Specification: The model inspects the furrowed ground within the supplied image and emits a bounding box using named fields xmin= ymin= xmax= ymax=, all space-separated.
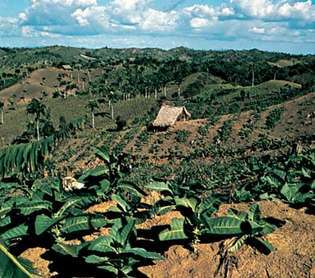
xmin=0 ymin=46 xmax=314 ymax=277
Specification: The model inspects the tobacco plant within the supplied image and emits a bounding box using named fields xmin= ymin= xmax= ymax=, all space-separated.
xmin=49 ymin=217 xmax=163 ymax=276
xmin=234 ymin=150 xmax=315 ymax=206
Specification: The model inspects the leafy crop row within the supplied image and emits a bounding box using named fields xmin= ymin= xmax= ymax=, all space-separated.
xmin=2 ymin=144 xmax=305 ymax=276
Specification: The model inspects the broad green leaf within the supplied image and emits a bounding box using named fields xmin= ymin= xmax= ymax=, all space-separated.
xmin=61 ymin=216 xmax=90 ymax=234
xmin=0 ymin=216 xmax=11 ymax=228
xmin=88 ymin=236 xmax=116 ymax=253
xmin=97 ymin=179 xmax=111 ymax=195
xmin=252 ymin=238 xmax=274 ymax=254
xmin=85 ymin=255 xmax=108 ymax=264
xmin=108 ymin=218 xmax=123 ymax=239
xmin=0 ymin=242 xmax=36 ymax=278
xmin=263 ymin=176 xmax=281 ymax=188
xmin=175 ymin=197 xmax=197 ymax=212
xmin=260 ymin=223 xmax=277 ymax=236
xmin=204 ymin=216 xmax=243 ymax=236
xmin=55 ymin=196 xmax=95 ymax=217
xmin=280 ymin=183 xmax=297 ymax=202
xmin=79 ymin=166 xmax=109 ymax=181
xmin=145 ymin=182 xmax=172 ymax=193
xmin=121 ymin=265 xmax=133 ymax=275
xmin=98 ymin=265 xmax=118 ymax=275
xmin=271 ymin=168 xmax=286 ymax=181
xmin=301 ymin=168 xmax=311 ymax=178
xmin=90 ymin=215 xmax=107 ymax=229
xmin=117 ymin=181 xmax=145 ymax=197
xmin=117 ymin=218 xmax=135 ymax=246
xmin=35 ymin=214 xmax=60 ymax=235
xmin=18 ymin=201 xmax=51 ymax=216
xmin=156 ymin=205 xmax=176 ymax=216
xmin=234 ymin=187 xmax=252 ymax=202
xmin=248 ymin=204 xmax=260 ymax=222
xmin=111 ymin=194 xmax=131 ymax=212
xmin=259 ymin=193 xmax=277 ymax=201
xmin=0 ymin=203 xmax=14 ymax=218
xmin=159 ymin=218 xmax=187 ymax=241
xmin=122 ymin=247 xmax=163 ymax=260
xmin=279 ymin=183 xmax=312 ymax=204
xmin=1 ymin=224 xmax=28 ymax=241
xmin=227 ymin=209 xmax=247 ymax=221
xmin=94 ymin=147 xmax=110 ymax=163
xmin=227 ymin=235 xmax=249 ymax=253
xmin=52 ymin=242 xmax=87 ymax=258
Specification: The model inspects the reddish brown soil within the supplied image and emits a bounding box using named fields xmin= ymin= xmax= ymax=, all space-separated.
xmin=119 ymin=93 xmax=315 ymax=165
xmin=20 ymin=247 xmax=52 ymax=278
xmin=86 ymin=200 xmax=117 ymax=214
xmin=139 ymin=201 xmax=315 ymax=278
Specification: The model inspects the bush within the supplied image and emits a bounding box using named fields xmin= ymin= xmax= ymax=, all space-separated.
xmin=265 ymin=108 xmax=284 ymax=129
xmin=214 ymin=120 xmax=233 ymax=143
xmin=175 ymin=130 xmax=190 ymax=143
xmin=116 ymin=116 xmax=126 ymax=131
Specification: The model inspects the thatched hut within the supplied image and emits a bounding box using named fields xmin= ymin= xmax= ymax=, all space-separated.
xmin=152 ymin=105 xmax=191 ymax=130
xmin=62 ymin=65 xmax=72 ymax=70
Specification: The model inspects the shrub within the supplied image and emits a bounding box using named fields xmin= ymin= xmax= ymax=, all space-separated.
xmin=265 ymin=107 xmax=284 ymax=129
xmin=175 ymin=130 xmax=190 ymax=143
xmin=115 ymin=116 xmax=126 ymax=131
xmin=214 ymin=120 xmax=233 ymax=143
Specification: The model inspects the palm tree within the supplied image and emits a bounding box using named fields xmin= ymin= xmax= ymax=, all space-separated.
xmin=0 ymin=100 xmax=4 ymax=124
xmin=107 ymin=92 xmax=116 ymax=120
xmin=86 ymin=100 xmax=99 ymax=129
xmin=26 ymin=98 xmax=47 ymax=141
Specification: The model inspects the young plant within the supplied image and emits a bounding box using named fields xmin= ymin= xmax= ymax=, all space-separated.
xmin=175 ymin=130 xmax=190 ymax=143
xmin=234 ymin=150 xmax=315 ymax=205
xmin=78 ymin=146 xmax=145 ymax=201
xmin=53 ymin=217 xmax=163 ymax=276
xmin=265 ymin=107 xmax=284 ymax=129
xmin=202 ymin=204 xmax=278 ymax=254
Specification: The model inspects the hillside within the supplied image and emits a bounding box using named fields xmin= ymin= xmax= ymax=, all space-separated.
xmin=49 ymin=93 xmax=314 ymax=174
xmin=0 ymin=47 xmax=314 ymax=278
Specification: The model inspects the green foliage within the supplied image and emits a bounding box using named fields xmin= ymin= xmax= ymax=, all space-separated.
xmin=0 ymin=242 xmax=37 ymax=278
xmin=239 ymin=111 xmax=260 ymax=139
xmin=214 ymin=119 xmax=233 ymax=143
xmin=234 ymin=149 xmax=315 ymax=205
xmin=156 ymin=195 xmax=278 ymax=254
xmin=0 ymin=178 xmax=104 ymax=247
xmin=175 ymin=130 xmax=190 ymax=143
xmin=159 ymin=218 xmax=187 ymax=241
xmin=79 ymin=146 xmax=144 ymax=201
xmin=265 ymin=107 xmax=284 ymax=129
xmin=0 ymin=117 xmax=85 ymax=178
xmin=83 ymin=218 xmax=163 ymax=276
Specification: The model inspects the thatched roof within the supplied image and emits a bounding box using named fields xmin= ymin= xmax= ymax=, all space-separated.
xmin=152 ymin=105 xmax=191 ymax=128
xmin=62 ymin=65 xmax=72 ymax=70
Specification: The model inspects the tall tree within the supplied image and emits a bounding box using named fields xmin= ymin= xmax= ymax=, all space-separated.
xmin=0 ymin=101 xmax=4 ymax=124
xmin=86 ymin=100 xmax=99 ymax=129
xmin=26 ymin=98 xmax=47 ymax=141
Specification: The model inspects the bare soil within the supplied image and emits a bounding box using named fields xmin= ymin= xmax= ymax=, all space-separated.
xmin=139 ymin=200 xmax=315 ymax=278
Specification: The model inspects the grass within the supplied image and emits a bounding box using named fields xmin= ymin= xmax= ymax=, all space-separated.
xmin=0 ymin=94 xmax=157 ymax=145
